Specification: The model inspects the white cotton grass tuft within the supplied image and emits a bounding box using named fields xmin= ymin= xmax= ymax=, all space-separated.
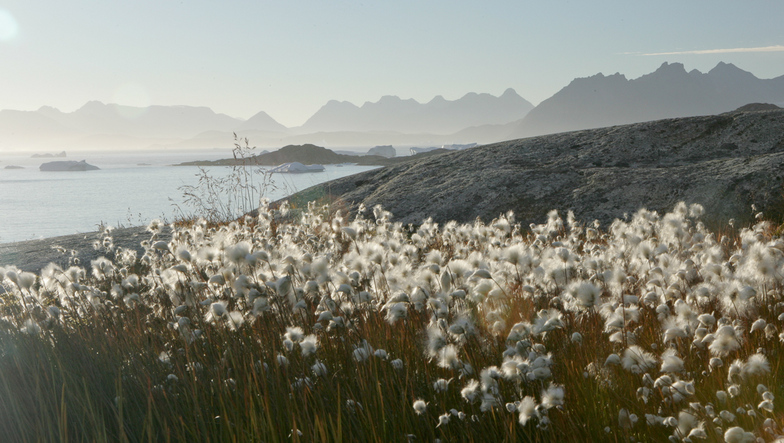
xmin=540 ymin=383 xmax=564 ymax=409
xmin=311 ymin=361 xmax=327 ymax=377
xmin=566 ymin=280 xmax=602 ymax=310
xmin=621 ymin=345 xmax=657 ymax=374
xmin=384 ymin=302 xmax=408 ymax=325
xmin=517 ymin=396 xmax=538 ymax=426
xmin=284 ymin=326 xmax=305 ymax=343
xmin=433 ymin=378 xmax=450 ymax=392
xmin=461 ymin=380 xmax=480 ymax=404
xmin=412 ymin=399 xmax=427 ymax=415
xmin=437 ymin=344 xmax=461 ymax=370
xmin=604 ymin=353 xmax=621 ymax=367
xmin=742 ymin=353 xmax=770 ymax=378
xmin=205 ymin=301 xmax=228 ymax=323
xmin=723 ymin=426 xmax=756 ymax=443
xmin=709 ymin=325 xmax=741 ymax=356
xmin=300 ymin=334 xmax=318 ymax=357
xmin=659 ymin=349 xmax=685 ymax=373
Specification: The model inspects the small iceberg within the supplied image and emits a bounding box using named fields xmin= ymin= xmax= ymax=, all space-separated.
xmin=40 ymin=160 xmax=100 ymax=171
xmin=268 ymin=162 xmax=325 ymax=173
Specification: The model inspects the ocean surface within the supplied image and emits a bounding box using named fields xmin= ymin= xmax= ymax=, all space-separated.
xmin=0 ymin=150 xmax=379 ymax=243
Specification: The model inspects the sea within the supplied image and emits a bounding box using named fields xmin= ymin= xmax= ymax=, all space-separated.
xmin=0 ymin=150 xmax=379 ymax=243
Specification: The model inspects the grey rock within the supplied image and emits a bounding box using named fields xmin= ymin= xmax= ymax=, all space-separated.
xmin=283 ymin=108 xmax=784 ymax=228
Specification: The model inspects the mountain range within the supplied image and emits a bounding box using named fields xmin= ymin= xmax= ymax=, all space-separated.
xmin=0 ymin=62 xmax=782 ymax=151
xmin=510 ymin=62 xmax=784 ymax=138
xmin=301 ymin=88 xmax=533 ymax=134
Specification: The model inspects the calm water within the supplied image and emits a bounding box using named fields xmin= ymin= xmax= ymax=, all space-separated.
xmin=0 ymin=150 xmax=379 ymax=243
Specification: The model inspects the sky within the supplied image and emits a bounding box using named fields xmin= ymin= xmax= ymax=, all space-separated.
xmin=1 ymin=1 xmax=782 ymax=127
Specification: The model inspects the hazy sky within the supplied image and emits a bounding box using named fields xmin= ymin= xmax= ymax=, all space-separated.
xmin=1 ymin=1 xmax=782 ymax=127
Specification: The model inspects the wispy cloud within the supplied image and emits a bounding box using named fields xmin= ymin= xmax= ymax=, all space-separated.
xmin=638 ymin=45 xmax=784 ymax=56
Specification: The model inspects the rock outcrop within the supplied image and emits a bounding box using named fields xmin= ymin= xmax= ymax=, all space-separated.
xmin=284 ymin=108 xmax=784 ymax=228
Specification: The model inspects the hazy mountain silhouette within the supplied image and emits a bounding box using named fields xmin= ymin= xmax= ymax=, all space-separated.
xmin=2 ymin=62 xmax=782 ymax=151
xmin=39 ymin=102 xmax=242 ymax=138
xmin=299 ymin=89 xmax=533 ymax=134
xmin=236 ymin=110 xmax=288 ymax=133
xmin=510 ymin=62 xmax=784 ymax=139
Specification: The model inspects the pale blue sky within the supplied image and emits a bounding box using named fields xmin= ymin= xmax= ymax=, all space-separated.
xmin=1 ymin=1 xmax=782 ymax=126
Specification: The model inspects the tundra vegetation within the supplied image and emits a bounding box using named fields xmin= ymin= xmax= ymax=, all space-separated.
xmin=1 ymin=199 xmax=783 ymax=442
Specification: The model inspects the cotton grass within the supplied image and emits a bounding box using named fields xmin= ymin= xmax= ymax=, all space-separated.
xmin=0 ymin=201 xmax=783 ymax=441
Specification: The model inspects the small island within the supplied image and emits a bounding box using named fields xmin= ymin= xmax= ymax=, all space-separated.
xmin=39 ymin=160 xmax=100 ymax=171
xmin=31 ymin=151 xmax=67 ymax=158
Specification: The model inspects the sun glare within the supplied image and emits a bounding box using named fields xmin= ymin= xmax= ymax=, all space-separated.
xmin=0 ymin=9 xmax=19 ymax=42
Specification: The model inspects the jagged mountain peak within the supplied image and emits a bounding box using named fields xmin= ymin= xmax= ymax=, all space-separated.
xmin=708 ymin=61 xmax=757 ymax=79
xmin=654 ymin=61 xmax=687 ymax=73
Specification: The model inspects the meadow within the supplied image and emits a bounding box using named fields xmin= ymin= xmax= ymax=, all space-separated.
xmin=0 ymin=199 xmax=782 ymax=442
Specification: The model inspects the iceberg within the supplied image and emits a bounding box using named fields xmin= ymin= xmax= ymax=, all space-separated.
xmin=268 ymin=162 xmax=325 ymax=173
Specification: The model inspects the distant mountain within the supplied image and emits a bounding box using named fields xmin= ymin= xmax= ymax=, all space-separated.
xmin=300 ymin=89 xmax=534 ymax=134
xmin=0 ymin=102 xmax=291 ymax=150
xmin=510 ymin=62 xmax=784 ymax=139
xmin=235 ymin=111 xmax=288 ymax=133
xmin=3 ymin=63 xmax=782 ymax=152
xmin=40 ymin=102 xmax=244 ymax=138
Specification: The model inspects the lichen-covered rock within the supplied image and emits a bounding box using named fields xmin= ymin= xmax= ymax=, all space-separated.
xmin=284 ymin=109 xmax=784 ymax=228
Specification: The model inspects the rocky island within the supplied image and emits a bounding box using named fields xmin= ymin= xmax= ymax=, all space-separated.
xmin=39 ymin=160 xmax=100 ymax=171
xmin=175 ymin=143 xmax=456 ymax=167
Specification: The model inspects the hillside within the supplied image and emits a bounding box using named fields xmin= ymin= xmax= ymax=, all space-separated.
xmin=283 ymin=107 xmax=784 ymax=228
